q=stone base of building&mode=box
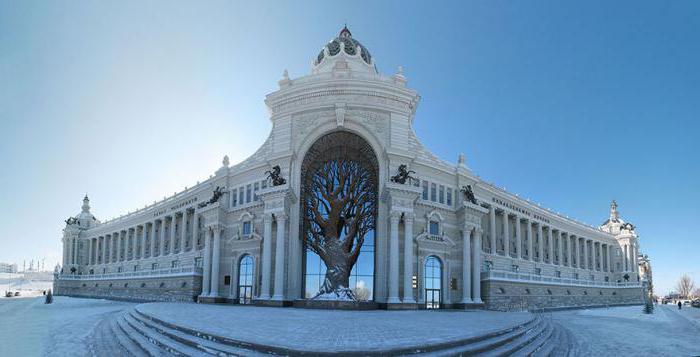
[293,299,380,310]
[53,274,202,303]
[452,302,487,310]
[197,295,229,304]
[254,299,294,307]
[482,279,644,311]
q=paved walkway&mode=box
[137,303,532,352]
[553,305,700,356]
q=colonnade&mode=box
[85,209,199,268]
[487,206,632,274]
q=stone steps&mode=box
[112,307,569,356]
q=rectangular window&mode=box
[254,182,260,201]
[194,257,203,268]
[117,266,123,273]
[224,275,231,285]
[231,189,238,207]
[555,270,561,278]
[422,181,429,200]
[243,221,252,236]
[439,185,445,204]
[134,265,139,272]
[446,188,452,206]
[511,265,519,273]
[574,273,579,280]
[246,184,252,203]
[534,268,541,275]
[238,187,244,205]
[430,183,437,202]
[261,179,268,190]
[171,260,179,268]
[590,274,595,281]
[151,263,158,271]
[429,221,440,235]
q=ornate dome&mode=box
[315,26,372,66]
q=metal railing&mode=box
[56,266,203,281]
[482,269,641,288]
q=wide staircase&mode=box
[90,307,573,356]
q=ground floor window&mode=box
[424,256,442,309]
[238,255,254,304]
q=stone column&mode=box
[608,245,613,272]
[573,235,579,269]
[523,218,530,260]
[584,239,590,271]
[596,242,602,271]
[557,231,563,266]
[515,216,523,259]
[87,239,93,265]
[623,244,628,272]
[461,226,473,304]
[632,242,638,274]
[169,215,177,255]
[503,212,510,257]
[403,214,415,304]
[547,227,554,264]
[272,213,287,301]
[118,231,124,262]
[472,229,483,304]
[210,227,221,298]
[259,214,273,299]
[160,219,167,256]
[192,214,199,251]
[201,231,212,297]
[180,210,188,253]
[388,212,401,304]
[150,222,156,257]
[102,234,112,264]
[140,224,147,259]
[536,224,543,263]
[489,206,497,255]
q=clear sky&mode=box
[1,1,698,294]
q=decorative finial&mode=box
[398,65,403,75]
[339,25,352,38]
[283,69,289,80]
[610,200,619,221]
[223,155,230,167]
[458,153,466,166]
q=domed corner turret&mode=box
[312,26,377,75]
[67,194,100,229]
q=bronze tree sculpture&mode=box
[301,132,378,301]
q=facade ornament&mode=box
[390,164,417,185]
[460,185,478,205]
[458,153,466,166]
[64,217,78,225]
[335,103,346,127]
[198,186,225,208]
[620,222,635,232]
[265,165,287,186]
[610,200,619,222]
[222,155,230,167]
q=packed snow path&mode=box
[0,296,135,356]
[552,305,700,355]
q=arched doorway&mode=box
[424,256,442,309]
[238,255,254,304]
[300,131,379,301]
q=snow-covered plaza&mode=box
[2,296,700,356]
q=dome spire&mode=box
[610,200,619,221]
[339,25,352,38]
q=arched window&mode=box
[238,255,254,304]
[424,256,442,309]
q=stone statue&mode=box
[461,185,478,204]
[265,165,287,186]
[390,164,416,185]
[620,222,635,232]
[64,217,78,225]
[198,186,226,208]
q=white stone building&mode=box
[54,27,646,310]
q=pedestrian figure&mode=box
[678,301,682,310]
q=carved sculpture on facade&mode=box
[620,222,635,232]
[265,165,287,186]
[461,185,478,205]
[390,164,416,185]
[198,186,225,208]
[64,217,78,225]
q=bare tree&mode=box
[675,274,695,299]
[302,158,377,300]
[692,288,700,299]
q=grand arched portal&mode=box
[300,131,379,301]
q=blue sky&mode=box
[1,1,698,294]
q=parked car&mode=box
[691,299,700,308]
[4,291,13,298]
[14,291,20,297]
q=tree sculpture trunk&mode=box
[302,153,377,301]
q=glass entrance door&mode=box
[425,289,441,309]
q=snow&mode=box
[0,296,134,356]
[136,302,532,352]
[1,272,54,297]
[553,305,700,355]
